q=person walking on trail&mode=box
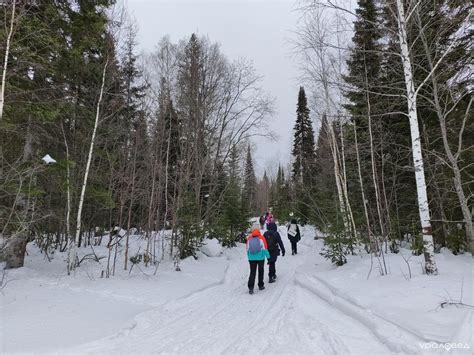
[246,224,270,294]
[259,215,265,229]
[265,211,274,227]
[263,222,285,283]
[287,218,301,255]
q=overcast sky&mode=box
[125,0,302,176]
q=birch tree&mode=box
[394,0,438,274]
[413,3,473,254]
[296,4,355,237]
[68,59,109,273]
[0,0,16,122]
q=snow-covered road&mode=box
[69,228,391,354]
[4,226,470,354]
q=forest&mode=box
[0,0,472,277]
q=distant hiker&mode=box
[265,211,274,227]
[259,215,265,229]
[287,219,301,255]
[246,224,270,294]
[263,222,285,283]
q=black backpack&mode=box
[265,231,278,251]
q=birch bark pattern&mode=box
[61,122,71,243]
[416,9,473,253]
[68,59,108,273]
[395,0,437,274]
[0,0,16,122]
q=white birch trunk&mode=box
[68,59,108,273]
[396,0,437,274]
[327,121,350,233]
[124,134,138,270]
[0,0,16,122]
[339,120,358,244]
[163,123,172,260]
[61,122,71,244]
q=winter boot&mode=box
[269,278,275,283]
[259,286,265,291]
[249,289,254,294]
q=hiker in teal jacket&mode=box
[246,224,270,294]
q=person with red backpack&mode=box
[246,224,270,294]
[263,222,285,283]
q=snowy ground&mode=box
[1,226,472,354]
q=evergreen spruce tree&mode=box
[256,170,270,213]
[343,0,389,244]
[218,145,248,246]
[344,0,382,124]
[241,145,257,217]
[272,165,291,222]
[291,86,316,221]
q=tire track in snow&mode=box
[71,231,391,354]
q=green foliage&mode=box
[242,146,257,217]
[178,223,205,259]
[271,166,291,223]
[210,145,249,248]
[177,188,205,259]
[446,228,467,255]
[129,254,141,265]
[88,186,115,209]
[291,87,317,222]
[411,235,424,256]
[320,233,348,266]
[389,239,400,254]
[320,221,354,266]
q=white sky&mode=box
[124,0,302,177]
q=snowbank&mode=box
[200,238,223,257]
[1,225,471,354]
[298,238,473,353]
[0,235,229,353]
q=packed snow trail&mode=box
[69,227,391,355]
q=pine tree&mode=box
[272,165,291,222]
[313,115,338,228]
[344,0,382,124]
[218,145,248,246]
[256,171,270,214]
[291,86,316,221]
[344,0,391,248]
[242,145,257,217]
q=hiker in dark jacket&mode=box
[287,219,301,255]
[263,222,285,283]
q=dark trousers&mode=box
[268,260,276,278]
[291,240,298,253]
[268,252,278,278]
[248,260,264,289]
